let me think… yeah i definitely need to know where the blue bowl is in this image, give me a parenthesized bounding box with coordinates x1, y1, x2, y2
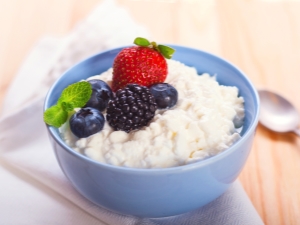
(44, 45, 260, 218)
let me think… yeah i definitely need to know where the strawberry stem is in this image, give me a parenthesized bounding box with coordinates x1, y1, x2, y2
(133, 37, 175, 59)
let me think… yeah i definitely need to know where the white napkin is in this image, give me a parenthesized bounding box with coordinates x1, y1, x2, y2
(0, 1, 264, 224)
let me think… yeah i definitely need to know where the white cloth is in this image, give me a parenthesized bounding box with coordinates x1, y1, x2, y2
(0, 1, 264, 224)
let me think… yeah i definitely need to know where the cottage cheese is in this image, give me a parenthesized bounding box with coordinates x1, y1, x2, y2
(60, 60, 245, 168)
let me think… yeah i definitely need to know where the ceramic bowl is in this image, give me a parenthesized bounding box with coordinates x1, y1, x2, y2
(44, 45, 260, 218)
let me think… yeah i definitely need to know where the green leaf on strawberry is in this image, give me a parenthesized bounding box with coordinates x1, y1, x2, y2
(157, 44, 175, 59)
(134, 37, 150, 47)
(133, 37, 175, 59)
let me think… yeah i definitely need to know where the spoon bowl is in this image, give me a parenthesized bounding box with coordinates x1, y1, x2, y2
(258, 89, 300, 135)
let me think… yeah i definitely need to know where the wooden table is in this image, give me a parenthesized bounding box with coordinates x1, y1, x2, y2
(1, 0, 300, 224)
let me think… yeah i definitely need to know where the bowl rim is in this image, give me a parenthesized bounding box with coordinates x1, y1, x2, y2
(44, 44, 260, 173)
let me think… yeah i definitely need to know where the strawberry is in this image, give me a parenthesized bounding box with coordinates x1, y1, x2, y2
(111, 37, 175, 92)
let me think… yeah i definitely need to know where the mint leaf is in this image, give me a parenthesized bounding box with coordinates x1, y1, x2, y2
(43, 104, 68, 128)
(134, 37, 150, 47)
(157, 45, 175, 59)
(44, 81, 92, 128)
(58, 81, 92, 108)
(61, 102, 74, 112)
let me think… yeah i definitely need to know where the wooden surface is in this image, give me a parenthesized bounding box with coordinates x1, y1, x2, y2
(1, 0, 300, 224)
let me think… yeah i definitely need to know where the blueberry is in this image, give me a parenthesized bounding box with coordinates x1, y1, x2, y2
(84, 79, 113, 111)
(149, 83, 178, 109)
(70, 107, 105, 138)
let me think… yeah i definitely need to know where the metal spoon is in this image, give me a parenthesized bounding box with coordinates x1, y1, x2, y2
(258, 89, 300, 136)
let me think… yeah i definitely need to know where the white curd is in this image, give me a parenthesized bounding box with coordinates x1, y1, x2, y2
(60, 59, 245, 168)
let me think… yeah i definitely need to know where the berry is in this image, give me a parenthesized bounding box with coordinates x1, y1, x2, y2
(106, 83, 157, 132)
(149, 83, 178, 109)
(84, 79, 113, 111)
(70, 107, 105, 138)
(111, 37, 175, 92)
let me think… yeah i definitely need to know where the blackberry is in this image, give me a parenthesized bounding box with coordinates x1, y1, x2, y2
(106, 83, 157, 132)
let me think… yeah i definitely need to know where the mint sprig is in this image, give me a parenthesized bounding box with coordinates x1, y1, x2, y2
(44, 105, 69, 128)
(44, 81, 92, 128)
(134, 37, 175, 59)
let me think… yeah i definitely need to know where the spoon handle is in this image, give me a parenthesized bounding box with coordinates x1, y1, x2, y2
(293, 128, 300, 136)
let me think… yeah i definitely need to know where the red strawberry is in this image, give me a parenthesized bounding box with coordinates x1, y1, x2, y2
(111, 37, 175, 92)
